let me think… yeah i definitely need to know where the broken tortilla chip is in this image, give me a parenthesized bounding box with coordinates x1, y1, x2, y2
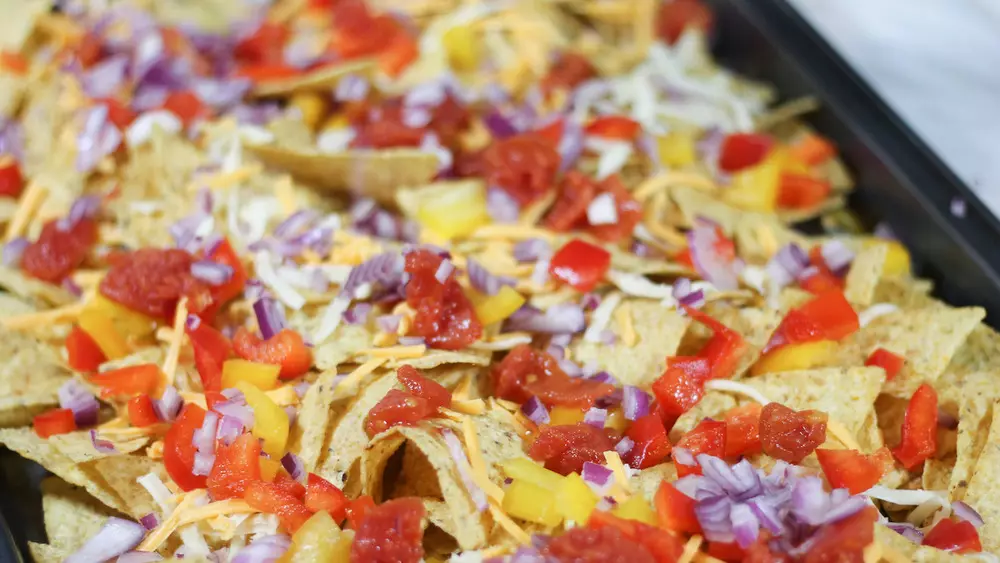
(251, 59, 376, 97)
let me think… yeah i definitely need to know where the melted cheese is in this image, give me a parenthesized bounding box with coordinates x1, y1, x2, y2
(614, 302, 637, 347)
(4, 183, 47, 241)
(162, 297, 188, 387)
(357, 344, 427, 359)
(2, 302, 85, 330)
(602, 451, 632, 494)
(206, 165, 261, 190)
(462, 416, 505, 502)
(678, 535, 704, 563)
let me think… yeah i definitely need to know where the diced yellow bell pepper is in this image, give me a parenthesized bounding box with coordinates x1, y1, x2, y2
(549, 406, 586, 426)
(862, 238, 911, 276)
(473, 286, 527, 326)
(283, 510, 353, 563)
(751, 340, 837, 376)
(502, 479, 563, 527)
(416, 181, 491, 240)
(557, 473, 599, 524)
(777, 147, 811, 176)
(321, 113, 351, 132)
(722, 151, 782, 212)
(259, 457, 281, 482)
(657, 132, 697, 168)
(289, 92, 329, 132)
(87, 294, 158, 337)
(612, 495, 658, 525)
(500, 457, 564, 491)
(604, 408, 628, 432)
(78, 308, 131, 360)
(222, 359, 281, 391)
(237, 381, 289, 458)
(442, 25, 481, 72)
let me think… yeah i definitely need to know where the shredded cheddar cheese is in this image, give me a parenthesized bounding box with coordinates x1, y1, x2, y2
(603, 450, 632, 494)
(265, 385, 301, 407)
(451, 373, 473, 401)
(488, 501, 531, 544)
(274, 176, 297, 215)
(205, 164, 261, 190)
(614, 301, 637, 347)
(462, 416, 505, 503)
(703, 380, 771, 405)
(161, 297, 188, 387)
(862, 541, 882, 563)
(470, 224, 556, 242)
(2, 302, 85, 330)
(678, 535, 704, 563)
(879, 544, 909, 563)
(137, 490, 205, 552)
(333, 357, 388, 397)
(4, 182, 47, 241)
(357, 344, 427, 359)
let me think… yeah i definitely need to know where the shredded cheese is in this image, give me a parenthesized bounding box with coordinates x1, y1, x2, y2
(162, 297, 188, 387)
(470, 334, 533, 350)
(584, 291, 622, 343)
(488, 501, 530, 544)
(177, 499, 257, 527)
(254, 251, 306, 310)
(2, 302, 85, 330)
(265, 385, 300, 407)
(462, 416, 505, 503)
(452, 374, 472, 401)
(678, 535, 704, 563)
(137, 490, 205, 552)
(693, 554, 727, 563)
(357, 344, 427, 359)
(205, 165, 261, 190)
(4, 182, 47, 241)
(703, 380, 771, 405)
(633, 171, 716, 201)
(179, 392, 208, 409)
(333, 357, 388, 397)
(603, 451, 632, 494)
(518, 190, 556, 226)
(858, 303, 899, 327)
(274, 177, 297, 215)
(825, 419, 861, 451)
(879, 544, 910, 563)
(614, 302, 637, 347)
(470, 224, 555, 241)
(451, 399, 486, 415)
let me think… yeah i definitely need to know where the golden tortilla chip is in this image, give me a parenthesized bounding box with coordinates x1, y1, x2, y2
(153, 0, 253, 34)
(48, 432, 149, 464)
(874, 525, 966, 562)
(872, 277, 936, 309)
(41, 477, 118, 552)
(843, 244, 887, 307)
(82, 454, 166, 519)
(775, 195, 846, 225)
(312, 325, 376, 371)
(294, 370, 352, 472)
(703, 304, 783, 379)
(607, 247, 692, 277)
(28, 542, 70, 563)
(0, 329, 70, 427)
(734, 213, 808, 263)
(0, 0, 49, 52)
(0, 267, 76, 306)
(948, 374, 997, 502)
(922, 458, 953, 491)
(955, 400, 1000, 553)
(670, 185, 739, 234)
(632, 463, 677, 506)
(388, 348, 492, 370)
(944, 323, 1000, 379)
(251, 59, 376, 97)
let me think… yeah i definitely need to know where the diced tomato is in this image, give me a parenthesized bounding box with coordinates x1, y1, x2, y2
(345, 495, 376, 530)
(164, 404, 209, 491)
(97, 98, 137, 130)
(541, 51, 597, 93)
(534, 118, 565, 146)
(235, 63, 302, 82)
(549, 239, 612, 292)
(529, 423, 615, 476)
(201, 238, 248, 318)
(273, 472, 307, 500)
(623, 414, 672, 469)
(652, 356, 710, 416)
(707, 541, 746, 562)
(481, 133, 561, 206)
(763, 290, 859, 353)
(207, 433, 262, 500)
(759, 402, 827, 464)
(799, 268, 842, 294)
(364, 389, 437, 438)
(525, 371, 616, 410)
(686, 307, 748, 380)
(922, 519, 982, 554)
(803, 506, 878, 563)
(548, 523, 655, 563)
(235, 22, 290, 65)
(655, 481, 701, 534)
(33, 409, 77, 438)
(789, 134, 837, 167)
(244, 480, 313, 533)
(233, 328, 312, 380)
(428, 95, 473, 148)
(21, 218, 99, 283)
(718, 133, 774, 173)
(816, 448, 890, 495)
(586, 511, 685, 563)
(127, 395, 160, 428)
(160, 90, 208, 128)
(404, 249, 483, 350)
(491, 344, 613, 408)
(328, 1, 388, 58)
(674, 418, 726, 477)
(191, 344, 223, 392)
(377, 24, 419, 77)
(351, 113, 425, 149)
(545, 171, 599, 232)
(586, 175, 644, 243)
(350, 497, 425, 563)
(724, 403, 762, 457)
(585, 116, 641, 141)
(0, 51, 28, 75)
(778, 174, 831, 210)
(656, 0, 715, 45)
(396, 365, 451, 409)
(0, 157, 23, 198)
(99, 248, 212, 320)
(865, 348, 905, 380)
(88, 363, 161, 398)
(65, 325, 107, 372)
(891, 383, 938, 470)
(304, 473, 349, 523)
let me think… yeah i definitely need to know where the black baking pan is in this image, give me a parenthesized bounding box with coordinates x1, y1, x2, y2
(4, 0, 1000, 560)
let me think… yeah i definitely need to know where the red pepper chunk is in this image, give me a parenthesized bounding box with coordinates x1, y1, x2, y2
(0, 157, 23, 198)
(244, 481, 313, 534)
(233, 328, 312, 380)
(585, 115, 641, 141)
(674, 418, 726, 477)
(723, 403, 762, 458)
(396, 365, 451, 409)
(65, 325, 106, 372)
(585, 510, 686, 563)
(686, 306, 748, 380)
(759, 402, 827, 464)
(492, 345, 613, 408)
(541, 51, 597, 94)
(623, 414, 672, 469)
(529, 423, 615, 476)
(127, 395, 159, 428)
(21, 218, 98, 283)
(865, 348, 905, 380)
(207, 433, 262, 500)
(481, 132, 560, 206)
(33, 408, 77, 438)
(545, 171, 599, 232)
(404, 249, 483, 350)
(718, 133, 774, 173)
(200, 238, 247, 320)
(816, 447, 891, 495)
(655, 481, 701, 534)
(922, 519, 982, 554)
(799, 268, 842, 295)
(100, 248, 212, 320)
(763, 290, 859, 354)
(187, 320, 232, 392)
(545, 525, 656, 563)
(549, 239, 611, 292)
(652, 356, 710, 416)
(273, 472, 306, 500)
(161, 91, 208, 128)
(892, 383, 938, 470)
(656, 0, 715, 45)
(350, 497, 425, 563)
(163, 404, 208, 492)
(304, 473, 349, 523)
(98, 98, 137, 130)
(803, 506, 878, 563)
(235, 21, 289, 65)
(778, 173, 832, 210)
(88, 364, 161, 398)
(345, 495, 376, 530)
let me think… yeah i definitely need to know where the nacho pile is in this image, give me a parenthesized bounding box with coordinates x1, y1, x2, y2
(0, 0, 995, 561)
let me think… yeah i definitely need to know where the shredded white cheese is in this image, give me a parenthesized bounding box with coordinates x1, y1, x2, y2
(253, 251, 306, 310)
(607, 270, 675, 304)
(858, 303, 899, 327)
(703, 380, 771, 405)
(586, 192, 619, 225)
(313, 295, 351, 343)
(138, 472, 175, 513)
(584, 291, 622, 343)
(125, 110, 182, 148)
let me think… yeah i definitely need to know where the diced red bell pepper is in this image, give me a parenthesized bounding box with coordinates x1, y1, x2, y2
(160, 91, 208, 128)
(201, 238, 248, 319)
(723, 403, 762, 457)
(549, 239, 611, 293)
(654, 481, 701, 534)
(686, 307, 748, 380)
(816, 448, 891, 495)
(377, 25, 418, 77)
(235, 21, 290, 65)
(892, 383, 938, 470)
(789, 134, 837, 167)
(585, 115, 641, 141)
(33, 408, 77, 438)
(66, 325, 107, 372)
(803, 506, 878, 563)
(207, 433, 262, 500)
(345, 495, 376, 530)
(535, 118, 564, 146)
(233, 328, 312, 380)
(244, 480, 313, 533)
(273, 472, 307, 500)
(763, 290, 859, 353)
(623, 414, 672, 469)
(652, 356, 710, 416)
(187, 319, 232, 392)
(718, 133, 774, 173)
(587, 510, 686, 563)
(865, 348, 905, 381)
(799, 268, 842, 294)
(98, 98, 137, 130)
(778, 173, 831, 210)
(304, 473, 349, 523)
(88, 363, 161, 398)
(0, 51, 28, 75)
(396, 365, 452, 409)
(0, 157, 24, 198)
(674, 418, 726, 477)
(164, 404, 208, 491)
(656, 0, 715, 45)
(922, 519, 982, 554)
(707, 541, 746, 562)
(127, 395, 160, 428)
(759, 402, 827, 464)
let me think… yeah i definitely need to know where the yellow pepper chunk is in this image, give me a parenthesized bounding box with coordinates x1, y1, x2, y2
(80, 294, 158, 357)
(549, 406, 586, 426)
(612, 495, 658, 525)
(722, 151, 782, 212)
(415, 180, 491, 240)
(557, 473, 599, 524)
(289, 92, 329, 132)
(604, 408, 628, 432)
(283, 510, 353, 563)
(237, 381, 290, 458)
(321, 113, 351, 132)
(473, 286, 527, 326)
(502, 479, 562, 527)
(222, 359, 280, 391)
(78, 308, 131, 360)
(863, 238, 911, 276)
(751, 340, 837, 376)
(500, 457, 563, 491)
(442, 25, 481, 72)
(657, 132, 697, 168)
(259, 457, 281, 482)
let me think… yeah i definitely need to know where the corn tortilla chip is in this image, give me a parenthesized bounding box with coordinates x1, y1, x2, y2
(872, 277, 936, 309)
(41, 477, 118, 552)
(0, 0, 49, 52)
(873, 525, 966, 562)
(632, 462, 677, 506)
(948, 375, 997, 501)
(0, 266, 76, 306)
(28, 542, 70, 563)
(0, 329, 70, 427)
(954, 399, 1000, 553)
(843, 244, 887, 307)
(48, 432, 149, 464)
(388, 348, 492, 370)
(944, 323, 1000, 379)
(293, 370, 351, 472)
(82, 454, 167, 519)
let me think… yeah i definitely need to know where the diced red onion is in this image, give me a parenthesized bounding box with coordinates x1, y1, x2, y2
(550, 333, 572, 347)
(402, 105, 432, 128)
(215, 415, 244, 446)
(0, 118, 24, 163)
(274, 210, 318, 239)
(190, 260, 234, 286)
(746, 497, 783, 534)
(192, 78, 251, 110)
(545, 344, 565, 361)
(614, 437, 634, 457)
(505, 304, 586, 334)
(153, 386, 183, 422)
(139, 513, 159, 530)
(820, 240, 854, 277)
(404, 81, 447, 108)
(57, 195, 103, 232)
(687, 220, 739, 290)
(81, 54, 129, 99)
(293, 381, 310, 398)
(284, 405, 297, 426)
(90, 429, 117, 454)
(621, 386, 650, 421)
(583, 408, 607, 428)
(557, 119, 584, 172)
(951, 501, 984, 528)
(589, 371, 618, 386)
(581, 462, 614, 493)
(340, 252, 406, 300)
(66, 517, 146, 563)
(58, 380, 100, 427)
(487, 186, 521, 223)
(599, 330, 617, 345)
(214, 402, 254, 430)
(797, 265, 820, 283)
(185, 314, 202, 332)
(886, 522, 924, 544)
(483, 110, 518, 139)
(730, 503, 760, 548)
(531, 254, 551, 286)
(938, 409, 959, 429)
(281, 452, 305, 482)
(637, 132, 663, 173)
(420, 132, 453, 172)
(398, 336, 425, 346)
(513, 238, 549, 263)
(117, 551, 163, 563)
(335, 74, 369, 102)
(678, 289, 705, 309)
(191, 410, 218, 455)
(434, 259, 455, 283)
(873, 222, 897, 241)
(231, 534, 291, 563)
(253, 297, 286, 340)
(672, 447, 695, 466)
(2, 237, 28, 267)
(343, 303, 372, 325)
(376, 314, 401, 333)
(76, 104, 123, 173)
(63, 277, 84, 297)
(580, 293, 602, 311)
(586, 193, 618, 226)
(558, 358, 583, 378)
(466, 258, 514, 296)
(442, 429, 489, 512)
(520, 397, 550, 426)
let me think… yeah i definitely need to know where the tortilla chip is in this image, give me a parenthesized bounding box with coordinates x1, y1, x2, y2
(0, 266, 76, 306)
(956, 400, 1000, 553)
(775, 195, 846, 224)
(734, 213, 808, 263)
(922, 458, 953, 491)
(944, 323, 1000, 379)
(312, 324, 375, 371)
(703, 304, 783, 379)
(82, 454, 166, 519)
(0, 0, 49, 52)
(872, 277, 936, 309)
(0, 329, 70, 427)
(606, 247, 692, 277)
(48, 431, 149, 464)
(389, 348, 492, 370)
(28, 542, 70, 563)
(571, 300, 689, 387)
(874, 525, 966, 562)
(632, 463, 677, 506)
(41, 477, 118, 552)
(153, 0, 253, 33)
(252, 59, 376, 97)
(670, 185, 739, 234)
(247, 144, 440, 206)
(948, 374, 997, 501)
(843, 244, 887, 307)
(293, 370, 349, 472)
